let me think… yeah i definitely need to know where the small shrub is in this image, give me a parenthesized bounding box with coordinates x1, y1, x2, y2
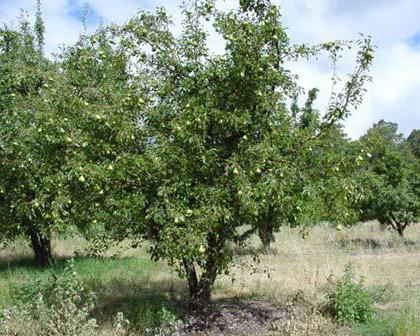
(323, 263, 374, 324)
(0, 259, 129, 336)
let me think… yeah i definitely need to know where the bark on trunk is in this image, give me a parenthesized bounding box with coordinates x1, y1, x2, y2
(183, 236, 220, 305)
(183, 258, 199, 298)
(258, 226, 274, 250)
(193, 264, 218, 303)
(184, 261, 216, 304)
(389, 215, 406, 239)
(28, 224, 53, 267)
(187, 272, 217, 304)
(396, 226, 405, 238)
(258, 211, 275, 251)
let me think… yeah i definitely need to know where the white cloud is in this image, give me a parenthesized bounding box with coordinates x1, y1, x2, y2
(0, 0, 83, 55)
(279, 0, 420, 138)
(77, 0, 145, 23)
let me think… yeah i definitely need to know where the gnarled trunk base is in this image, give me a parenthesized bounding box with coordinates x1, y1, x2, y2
(28, 225, 53, 267)
(257, 207, 276, 252)
(184, 260, 217, 305)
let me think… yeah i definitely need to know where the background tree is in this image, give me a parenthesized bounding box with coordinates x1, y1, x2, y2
(51, 23, 148, 253)
(359, 121, 419, 237)
(307, 124, 366, 228)
(253, 71, 371, 248)
(407, 129, 420, 159)
(0, 5, 141, 265)
(0, 7, 60, 266)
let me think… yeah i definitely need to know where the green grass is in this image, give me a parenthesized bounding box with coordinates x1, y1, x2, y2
(351, 283, 420, 336)
(352, 305, 420, 336)
(1, 256, 158, 299)
(393, 304, 420, 336)
(352, 312, 396, 336)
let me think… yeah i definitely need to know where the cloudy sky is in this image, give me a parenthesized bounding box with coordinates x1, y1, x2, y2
(1, 0, 419, 139)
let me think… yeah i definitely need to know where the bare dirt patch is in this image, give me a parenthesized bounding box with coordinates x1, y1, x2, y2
(177, 298, 345, 336)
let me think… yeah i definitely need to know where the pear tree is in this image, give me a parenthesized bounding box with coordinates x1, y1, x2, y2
(0, 6, 60, 266)
(103, 0, 375, 302)
(0, 5, 142, 265)
(359, 121, 419, 238)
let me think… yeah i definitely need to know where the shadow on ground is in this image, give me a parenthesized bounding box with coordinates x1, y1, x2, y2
(337, 238, 417, 250)
(231, 244, 279, 257)
(96, 288, 185, 332)
(0, 254, 120, 273)
(96, 286, 300, 335)
(0, 255, 42, 272)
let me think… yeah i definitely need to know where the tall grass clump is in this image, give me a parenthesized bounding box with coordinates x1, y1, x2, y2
(393, 305, 420, 336)
(0, 259, 129, 336)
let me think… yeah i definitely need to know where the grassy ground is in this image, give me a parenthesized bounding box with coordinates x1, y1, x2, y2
(1, 222, 420, 335)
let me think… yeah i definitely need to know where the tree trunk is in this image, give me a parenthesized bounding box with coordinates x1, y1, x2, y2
(187, 272, 217, 304)
(258, 210, 275, 251)
(258, 226, 274, 251)
(396, 225, 405, 238)
(389, 215, 406, 239)
(183, 236, 220, 305)
(183, 261, 217, 305)
(28, 224, 53, 267)
(183, 258, 199, 298)
(195, 263, 218, 303)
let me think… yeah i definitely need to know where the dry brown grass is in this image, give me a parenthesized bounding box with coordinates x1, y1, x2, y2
(216, 222, 420, 303)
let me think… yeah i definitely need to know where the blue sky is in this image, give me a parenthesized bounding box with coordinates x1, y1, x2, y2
(1, 0, 419, 139)
(409, 32, 420, 46)
(67, 0, 101, 26)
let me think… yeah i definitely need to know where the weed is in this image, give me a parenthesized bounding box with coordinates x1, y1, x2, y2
(323, 263, 374, 324)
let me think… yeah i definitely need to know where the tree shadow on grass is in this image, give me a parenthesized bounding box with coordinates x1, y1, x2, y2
(86, 267, 294, 335)
(0, 248, 163, 271)
(94, 281, 295, 335)
(0, 254, 107, 273)
(94, 284, 187, 333)
(0, 255, 42, 273)
(338, 238, 417, 250)
(0, 254, 188, 333)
